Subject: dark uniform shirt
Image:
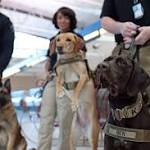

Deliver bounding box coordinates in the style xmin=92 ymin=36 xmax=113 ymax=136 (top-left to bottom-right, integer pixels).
xmin=100 ymin=0 xmax=150 ymax=43
xmin=46 ymin=31 xmax=87 ymax=71
xmin=0 ymin=13 xmax=14 ymax=76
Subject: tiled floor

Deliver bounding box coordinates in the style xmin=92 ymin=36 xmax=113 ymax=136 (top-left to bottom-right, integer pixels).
xmin=16 ymin=110 xmax=104 ymax=150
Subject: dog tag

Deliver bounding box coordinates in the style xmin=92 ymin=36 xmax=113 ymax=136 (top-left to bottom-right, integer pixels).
xmin=132 ymin=3 xmax=144 ymax=19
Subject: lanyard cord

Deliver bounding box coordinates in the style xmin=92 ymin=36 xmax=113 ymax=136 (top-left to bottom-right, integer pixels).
xmin=134 ymin=0 xmax=139 ymax=4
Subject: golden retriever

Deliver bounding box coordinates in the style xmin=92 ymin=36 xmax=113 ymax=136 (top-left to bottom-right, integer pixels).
xmin=53 ymin=32 xmax=101 ymax=150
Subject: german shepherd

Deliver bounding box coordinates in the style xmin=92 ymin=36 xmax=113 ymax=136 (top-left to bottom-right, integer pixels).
xmin=0 ymin=79 xmax=27 ymax=150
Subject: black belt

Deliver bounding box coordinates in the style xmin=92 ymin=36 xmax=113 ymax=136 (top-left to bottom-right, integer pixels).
xmin=64 ymin=81 xmax=78 ymax=90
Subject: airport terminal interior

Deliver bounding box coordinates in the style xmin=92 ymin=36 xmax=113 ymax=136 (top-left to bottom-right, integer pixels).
xmin=0 ymin=0 xmax=116 ymax=149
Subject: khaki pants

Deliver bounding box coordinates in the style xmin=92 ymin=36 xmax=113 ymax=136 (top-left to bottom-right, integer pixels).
xmin=37 ymin=77 xmax=73 ymax=150
xmin=140 ymin=45 xmax=150 ymax=75
xmin=140 ymin=45 xmax=150 ymax=102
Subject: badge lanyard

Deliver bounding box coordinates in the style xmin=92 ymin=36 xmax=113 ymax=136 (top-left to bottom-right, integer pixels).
xmin=132 ymin=0 xmax=144 ymax=19
xmin=134 ymin=0 xmax=139 ymax=4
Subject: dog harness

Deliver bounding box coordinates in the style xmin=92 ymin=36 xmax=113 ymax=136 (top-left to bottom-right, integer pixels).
xmin=64 ymin=81 xmax=78 ymax=90
xmin=111 ymin=93 xmax=143 ymax=121
xmin=55 ymin=53 xmax=92 ymax=88
xmin=57 ymin=54 xmax=84 ymax=66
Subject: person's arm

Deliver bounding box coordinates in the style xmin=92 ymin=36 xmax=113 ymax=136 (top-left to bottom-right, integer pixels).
xmin=45 ymin=38 xmax=57 ymax=80
xmin=0 ymin=19 xmax=14 ymax=74
xmin=44 ymin=57 xmax=52 ymax=81
xmin=100 ymin=0 xmax=138 ymax=46
xmin=45 ymin=53 xmax=57 ymax=72
xmin=101 ymin=16 xmax=138 ymax=38
xmin=100 ymin=0 xmax=122 ymax=34
xmin=101 ymin=17 xmax=122 ymax=34
xmin=45 ymin=57 xmax=51 ymax=72
xmin=46 ymin=38 xmax=57 ymax=70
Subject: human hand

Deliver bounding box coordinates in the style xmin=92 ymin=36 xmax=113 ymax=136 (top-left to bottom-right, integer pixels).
xmin=120 ymin=22 xmax=138 ymax=38
xmin=123 ymin=36 xmax=132 ymax=48
xmin=46 ymin=71 xmax=54 ymax=81
xmin=135 ymin=26 xmax=150 ymax=45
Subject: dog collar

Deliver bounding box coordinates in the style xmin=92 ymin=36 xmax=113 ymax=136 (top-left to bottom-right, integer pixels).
xmin=111 ymin=92 xmax=142 ymax=121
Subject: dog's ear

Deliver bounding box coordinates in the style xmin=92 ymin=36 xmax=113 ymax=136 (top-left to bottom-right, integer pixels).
xmin=4 ymin=79 xmax=11 ymax=94
xmin=49 ymin=38 xmax=56 ymax=55
xmin=74 ymin=35 xmax=85 ymax=52
xmin=127 ymin=65 xmax=150 ymax=96
xmin=94 ymin=64 xmax=109 ymax=89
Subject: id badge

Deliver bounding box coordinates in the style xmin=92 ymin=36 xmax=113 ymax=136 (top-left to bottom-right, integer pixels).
xmin=132 ymin=3 xmax=144 ymax=19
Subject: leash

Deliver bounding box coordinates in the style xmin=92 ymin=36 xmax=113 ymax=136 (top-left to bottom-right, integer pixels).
xmin=123 ymin=34 xmax=141 ymax=91
xmin=128 ymin=34 xmax=140 ymax=62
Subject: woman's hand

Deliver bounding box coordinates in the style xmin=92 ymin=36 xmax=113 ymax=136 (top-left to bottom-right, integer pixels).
xmin=120 ymin=22 xmax=138 ymax=37
xmin=135 ymin=26 xmax=150 ymax=45
xmin=119 ymin=22 xmax=138 ymax=48
xmin=46 ymin=71 xmax=54 ymax=81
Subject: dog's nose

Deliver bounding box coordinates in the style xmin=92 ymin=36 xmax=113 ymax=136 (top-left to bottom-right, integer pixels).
xmin=57 ymin=46 xmax=63 ymax=54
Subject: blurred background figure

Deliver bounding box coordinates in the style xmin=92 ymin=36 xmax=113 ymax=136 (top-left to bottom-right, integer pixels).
xmin=0 ymin=12 xmax=14 ymax=84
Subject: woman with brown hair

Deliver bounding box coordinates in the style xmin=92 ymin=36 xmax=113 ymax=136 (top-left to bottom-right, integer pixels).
xmin=37 ymin=7 xmax=86 ymax=150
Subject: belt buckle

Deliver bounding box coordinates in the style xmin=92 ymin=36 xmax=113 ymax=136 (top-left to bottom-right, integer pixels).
xmin=68 ymin=83 xmax=73 ymax=89
xmin=114 ymin=108 xmax=123 ymax=121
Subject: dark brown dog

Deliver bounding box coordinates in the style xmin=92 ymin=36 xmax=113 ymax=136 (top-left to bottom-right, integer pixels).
xmin=0 ymin=79 xmax=27 ymax=150
xmin=97 ymin=51 xmax=150 ymax=150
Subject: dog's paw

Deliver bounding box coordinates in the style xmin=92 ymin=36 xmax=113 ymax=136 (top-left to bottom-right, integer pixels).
xmin=71 ymin=100 xmax=79 ymax=112
xmin=71 ymin=104 xmax=79 ymax=112
xmin=59 ymin=90 xmax=65 ymax=98
xmin=56 ymin=89 xmax=65 ymax=98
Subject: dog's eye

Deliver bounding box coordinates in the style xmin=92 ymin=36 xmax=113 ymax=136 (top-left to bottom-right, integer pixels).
xmin=0 ymin=89 xmax=8 ymax=95
xmin=104 ymin=56 xmax=113 ymax=62
xmin=66 ymin=38 xmax=71 ymax=42
xmin=116 ymin=57 xmax=126 ymax=66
